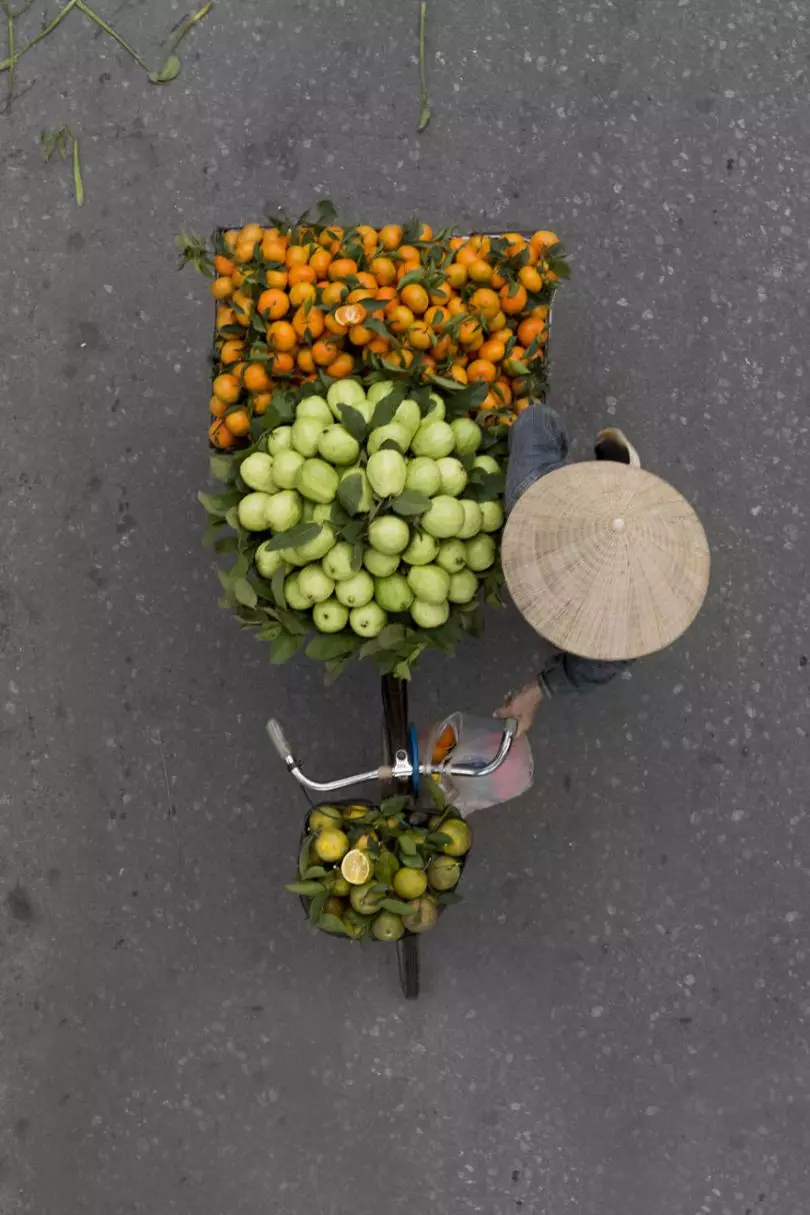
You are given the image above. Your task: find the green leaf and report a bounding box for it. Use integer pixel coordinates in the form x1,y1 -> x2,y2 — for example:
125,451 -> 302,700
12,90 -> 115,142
370,383 -> 407,429
391,490 -> 431,517
148,53 -> 181,84
275,608 -> 308,635
72,137 -> 85,207
469,469 -> 505,501
340,405 -> 367,443
263,522 -> 321,552
341,520 -> 365,543
305,634 -> 358,661
198,490 -> 240,517
209,454 -> 233,483
271,565 -> 287,608
337,473 -> 363,517
397,268 -> 425,288
381,898 -> 416,916
269,632 -> 306,664
380,795 -> 409,816
351,541 -> 364,572
303,866 -> 329,879
438,891 -> 463,905
423,779 -> 446,809
427,832 -> 453,846
400,854 -> 425,869
214,535 -> 239,554
316,199 -> 338,225
286,880 -> 328,896
398,835 -> 417,856
298,833 -> 316,879
233,577 -> 258,608
318,913 -> 348,935
444,381 -> 489,415
308,891 -> 327,923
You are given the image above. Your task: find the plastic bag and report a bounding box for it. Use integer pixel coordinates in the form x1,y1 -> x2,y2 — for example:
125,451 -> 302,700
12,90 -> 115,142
421,712 -> 534,815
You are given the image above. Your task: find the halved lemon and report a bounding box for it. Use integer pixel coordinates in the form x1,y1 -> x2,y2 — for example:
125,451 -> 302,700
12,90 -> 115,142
341,849 -> 372,885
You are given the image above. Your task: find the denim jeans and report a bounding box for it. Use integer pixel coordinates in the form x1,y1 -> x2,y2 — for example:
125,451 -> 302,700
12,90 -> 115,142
505,403 -> 633,697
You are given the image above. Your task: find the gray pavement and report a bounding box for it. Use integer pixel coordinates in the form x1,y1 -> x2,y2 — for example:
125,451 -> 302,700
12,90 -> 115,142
2,0 -> 809,1211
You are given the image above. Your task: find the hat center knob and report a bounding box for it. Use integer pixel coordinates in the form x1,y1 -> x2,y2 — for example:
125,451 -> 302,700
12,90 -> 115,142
611,517 -> 626,533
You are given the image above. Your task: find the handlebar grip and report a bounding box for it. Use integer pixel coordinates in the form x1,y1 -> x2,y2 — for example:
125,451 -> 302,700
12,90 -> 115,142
266,718 -> 292,762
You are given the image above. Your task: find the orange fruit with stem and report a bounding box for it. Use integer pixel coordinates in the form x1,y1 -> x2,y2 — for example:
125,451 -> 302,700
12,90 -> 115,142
517,316 -> 547,347
468,259 -> 492,284
329,258 -> 358,280
223,230 -> 239,252
262,236 -> 288,263
268,321 -> 297,352
386,304 -> 414,333
243,364 -> 272,393
270,351 -> 295,375
220,339 -> 245,366
209,419 -> 237,448
239,223 -> 263,244
457,316 -> 484,347
499,283 -> 528,315
286,245 -> 311,267
329,352 -> 355,378
530,230 -> 559,253
355,271 -> 378,291
312,339 -> 340,366
418,222 -> 433,241
297,348 -> 316,374
454,245 -> 478,267
446,262 -> 467,288
479,338 -> 506,364
214,254 -> 236,276
257,289 -> 289,320
448,362 -> 468,384
211,277 -> 233,300
400,283 -> 429,315
293,306 -> 325,340
322,281 -> 348,308
309,248 -> 333,279
224,408 -> 252,437
380,224 -> 403,250
349,323 -> 374,346
212,374 -> 241,404
469,287 -> 500,317
518,264 -> 543,293
253,392 -> 273,415
371,257 -> 397,285
467,359 -> 497,383
265,268 -> 288,290
235,238 -> 258,264
367,336 -> 391,355
289,281 -> 317,307
210,394 -> 228,418
288,264 -> 316,286
216,306 -> 237,328
407,320 -> 433,350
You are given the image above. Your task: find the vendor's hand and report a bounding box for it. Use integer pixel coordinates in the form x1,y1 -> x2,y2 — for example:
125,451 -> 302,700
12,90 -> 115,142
494,682 -> 543,737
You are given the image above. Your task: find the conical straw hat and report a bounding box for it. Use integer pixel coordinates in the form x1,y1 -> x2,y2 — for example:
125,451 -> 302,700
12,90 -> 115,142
501,463 -> 710,661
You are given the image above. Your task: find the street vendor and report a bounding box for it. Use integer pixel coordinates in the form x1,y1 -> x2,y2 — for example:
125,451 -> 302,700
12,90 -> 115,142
494,403 -> 710,735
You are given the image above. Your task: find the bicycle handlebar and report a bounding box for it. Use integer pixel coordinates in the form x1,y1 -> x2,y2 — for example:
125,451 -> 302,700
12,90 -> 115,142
266,715 -> 518,796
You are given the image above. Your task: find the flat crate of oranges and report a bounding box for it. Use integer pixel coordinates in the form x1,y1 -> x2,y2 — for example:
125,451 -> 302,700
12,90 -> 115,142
184,204 -> 568,680
188,204 -> 567,446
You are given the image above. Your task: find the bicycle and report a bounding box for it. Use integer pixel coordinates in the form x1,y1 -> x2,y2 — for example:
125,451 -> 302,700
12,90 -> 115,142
267,676 -> 517,999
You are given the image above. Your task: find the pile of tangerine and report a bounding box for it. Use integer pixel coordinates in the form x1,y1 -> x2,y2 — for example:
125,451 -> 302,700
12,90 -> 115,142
207,221 -> 564,449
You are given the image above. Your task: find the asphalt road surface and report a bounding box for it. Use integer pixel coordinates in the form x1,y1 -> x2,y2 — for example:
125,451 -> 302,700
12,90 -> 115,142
2,1 -> 809,1212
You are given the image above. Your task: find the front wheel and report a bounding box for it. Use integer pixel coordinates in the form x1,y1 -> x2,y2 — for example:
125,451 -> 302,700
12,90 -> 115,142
380,675 -> 420,1000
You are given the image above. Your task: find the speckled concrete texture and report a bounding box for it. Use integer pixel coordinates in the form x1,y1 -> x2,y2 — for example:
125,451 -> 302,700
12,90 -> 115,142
1,1 -> 809,1212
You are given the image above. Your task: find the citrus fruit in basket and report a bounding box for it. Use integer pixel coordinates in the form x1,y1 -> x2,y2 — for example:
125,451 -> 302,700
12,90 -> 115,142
308,805 -> 343,833
314,829 -> 350,863
438,818 -> 472,857
403,896 -> 440,934
393,868 -> 428,900
371,911 -> 405,942
341,850 -> 372,885
427,855 -> 462,891
350,883 -> 386,915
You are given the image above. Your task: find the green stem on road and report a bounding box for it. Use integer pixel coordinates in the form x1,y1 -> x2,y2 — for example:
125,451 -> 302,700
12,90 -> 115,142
417,1 -> 430,132
0,0 -> 77,73
74,0 -> 150,71
170,1 -> 213,51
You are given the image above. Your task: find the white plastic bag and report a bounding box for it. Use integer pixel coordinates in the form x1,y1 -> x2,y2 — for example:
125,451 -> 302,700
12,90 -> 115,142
421,712 -> 534,815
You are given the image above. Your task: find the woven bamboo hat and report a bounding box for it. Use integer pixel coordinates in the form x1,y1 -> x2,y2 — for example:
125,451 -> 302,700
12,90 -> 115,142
501,463 -> 710,661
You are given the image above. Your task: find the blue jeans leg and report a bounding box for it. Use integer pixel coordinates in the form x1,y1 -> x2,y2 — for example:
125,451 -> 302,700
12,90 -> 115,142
504,403 -> 569,514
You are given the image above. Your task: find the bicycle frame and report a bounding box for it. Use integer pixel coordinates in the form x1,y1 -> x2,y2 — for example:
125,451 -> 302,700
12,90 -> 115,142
266,714 -> 518,795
